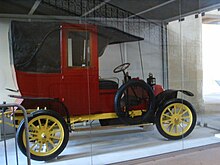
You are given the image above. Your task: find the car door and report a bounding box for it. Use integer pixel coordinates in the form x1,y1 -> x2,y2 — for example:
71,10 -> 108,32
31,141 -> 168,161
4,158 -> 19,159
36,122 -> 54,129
61,24 -> 99,116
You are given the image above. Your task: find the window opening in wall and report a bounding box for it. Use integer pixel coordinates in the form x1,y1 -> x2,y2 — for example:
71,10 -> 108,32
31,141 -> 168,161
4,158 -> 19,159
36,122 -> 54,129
202,10 -> 220,103
202,9 -> 220,130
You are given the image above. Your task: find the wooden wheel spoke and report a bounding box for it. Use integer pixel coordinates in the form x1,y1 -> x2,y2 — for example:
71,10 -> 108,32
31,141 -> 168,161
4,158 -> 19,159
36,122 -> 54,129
169,123 -> 175,132
47,139 -> 56,147
38,119 -> 42,128
176,105 -> 183,114
44,118 -> 49,129
50,129 -> 61,134
50,135 -> 61,140
29,123 -> 38,131
30,142 -> 38,150
29,132 -> 38,136
181,120 -> 190,125
164,122 -> 173,129
162,118 -> 172,123
175,125 -> 180,133
163,113 -> 172,119
29,136 -> 38,141
38,141 -> 43,152
173,105 -> 177,114
167,108 -> 174,115
179,109 -> 188,116
181,116 -> 190,119
45,142 -> 49,152
48,122 -> 57,131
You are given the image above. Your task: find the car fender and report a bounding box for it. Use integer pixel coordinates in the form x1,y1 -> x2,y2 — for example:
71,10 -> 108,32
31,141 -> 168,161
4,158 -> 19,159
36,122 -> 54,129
155,89 -> 194,111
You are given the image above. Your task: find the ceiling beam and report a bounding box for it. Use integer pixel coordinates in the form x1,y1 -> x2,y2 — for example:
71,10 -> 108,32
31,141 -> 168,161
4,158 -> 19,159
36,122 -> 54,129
81,0 -> 111,17
28,0 -> 42,15
128,0 -> 176,19
0,13 -> 161,23
163,3 -> 220,23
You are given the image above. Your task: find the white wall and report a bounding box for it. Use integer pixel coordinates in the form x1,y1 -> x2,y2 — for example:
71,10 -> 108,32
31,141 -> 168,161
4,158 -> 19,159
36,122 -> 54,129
167,15 -> 204,112
99,23 -> 164,86
0,18 -> 19,103
99,44 -> 124,83
202,24 -> 220,95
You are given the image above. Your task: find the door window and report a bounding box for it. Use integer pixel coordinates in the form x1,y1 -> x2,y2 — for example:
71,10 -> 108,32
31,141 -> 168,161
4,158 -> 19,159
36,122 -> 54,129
67,31 -> 90,67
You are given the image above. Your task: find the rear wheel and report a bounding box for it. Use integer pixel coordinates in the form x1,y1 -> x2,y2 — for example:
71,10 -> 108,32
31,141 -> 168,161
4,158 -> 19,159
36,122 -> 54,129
16,110 -> 69,161
155,99 -> 196,140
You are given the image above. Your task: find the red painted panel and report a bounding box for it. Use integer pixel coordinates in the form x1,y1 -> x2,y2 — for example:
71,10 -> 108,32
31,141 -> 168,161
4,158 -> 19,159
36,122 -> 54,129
153,84 -> 164,96
16,71 -> 62,98
99,89 -> 117,113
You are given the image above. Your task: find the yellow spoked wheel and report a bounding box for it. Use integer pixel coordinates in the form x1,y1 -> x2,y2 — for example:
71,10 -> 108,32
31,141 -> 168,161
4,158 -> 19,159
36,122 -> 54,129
16,110 -> 69,161
155,99 -> 196,140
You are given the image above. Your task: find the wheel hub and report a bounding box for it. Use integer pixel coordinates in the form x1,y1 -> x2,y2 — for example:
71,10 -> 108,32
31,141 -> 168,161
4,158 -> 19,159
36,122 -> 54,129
37,128 -> 50,142
41,133 -> 46,139
172,115 -> 181,125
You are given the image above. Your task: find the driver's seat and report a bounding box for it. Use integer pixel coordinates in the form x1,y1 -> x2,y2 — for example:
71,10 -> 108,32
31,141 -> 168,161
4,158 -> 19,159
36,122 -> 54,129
99,79 -> 118,89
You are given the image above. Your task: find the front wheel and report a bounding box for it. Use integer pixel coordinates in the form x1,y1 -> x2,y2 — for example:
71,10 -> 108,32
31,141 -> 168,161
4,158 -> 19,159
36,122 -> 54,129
155,99 -> 196,140
16,110 -> 69,161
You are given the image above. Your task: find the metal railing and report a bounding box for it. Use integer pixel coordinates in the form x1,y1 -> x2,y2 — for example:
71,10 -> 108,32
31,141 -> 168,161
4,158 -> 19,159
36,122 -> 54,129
0,103 -> 31,165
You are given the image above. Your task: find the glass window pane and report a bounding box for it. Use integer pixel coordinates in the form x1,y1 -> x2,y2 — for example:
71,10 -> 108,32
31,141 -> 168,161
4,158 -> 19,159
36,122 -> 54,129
67,31 -> 90,67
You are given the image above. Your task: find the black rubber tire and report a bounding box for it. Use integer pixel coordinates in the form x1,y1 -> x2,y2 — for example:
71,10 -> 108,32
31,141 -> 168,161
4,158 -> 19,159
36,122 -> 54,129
16,110 -> 69,161
155,98 -> 197,140
114,79 -> 155,125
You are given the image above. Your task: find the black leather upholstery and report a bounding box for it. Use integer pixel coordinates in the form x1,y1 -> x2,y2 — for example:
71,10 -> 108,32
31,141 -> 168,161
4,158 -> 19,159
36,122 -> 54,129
99,80 -> 118,89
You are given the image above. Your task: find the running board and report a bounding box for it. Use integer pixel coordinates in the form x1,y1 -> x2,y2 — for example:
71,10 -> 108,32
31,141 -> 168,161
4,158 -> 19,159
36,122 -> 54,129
71,123 -> 154,132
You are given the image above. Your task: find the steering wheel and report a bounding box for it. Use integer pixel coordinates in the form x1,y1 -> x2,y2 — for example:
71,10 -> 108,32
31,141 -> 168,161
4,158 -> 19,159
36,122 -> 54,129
113,63 -> 130,73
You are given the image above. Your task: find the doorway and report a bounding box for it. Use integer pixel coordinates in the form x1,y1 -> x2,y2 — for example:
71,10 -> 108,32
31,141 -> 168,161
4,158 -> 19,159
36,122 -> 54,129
202,9 -> 220,129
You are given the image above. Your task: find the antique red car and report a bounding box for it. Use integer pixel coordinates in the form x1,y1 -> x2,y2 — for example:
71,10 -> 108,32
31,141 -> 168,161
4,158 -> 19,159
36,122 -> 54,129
7,21 -> 196,161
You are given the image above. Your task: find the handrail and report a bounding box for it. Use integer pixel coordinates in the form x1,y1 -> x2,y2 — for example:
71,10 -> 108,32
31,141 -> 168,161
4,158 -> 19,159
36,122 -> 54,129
0,103 -> 31,165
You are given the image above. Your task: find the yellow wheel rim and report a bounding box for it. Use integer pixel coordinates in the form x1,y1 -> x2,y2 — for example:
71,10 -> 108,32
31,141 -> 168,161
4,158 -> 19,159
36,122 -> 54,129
22,115 -> 65,156
160,103 -> 193,137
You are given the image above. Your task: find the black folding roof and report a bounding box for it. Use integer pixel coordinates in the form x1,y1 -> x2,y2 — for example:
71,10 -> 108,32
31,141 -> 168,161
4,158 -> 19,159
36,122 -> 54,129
10,21 -> 143,73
